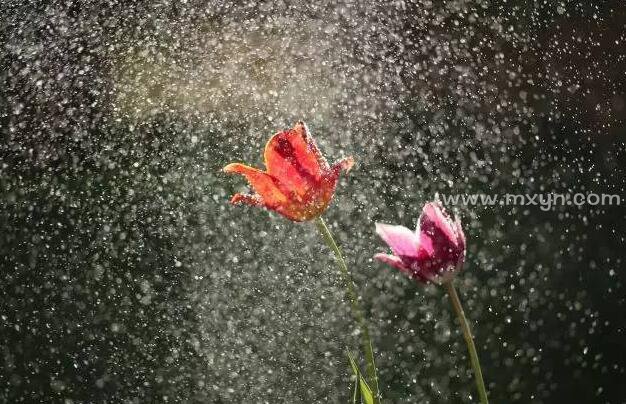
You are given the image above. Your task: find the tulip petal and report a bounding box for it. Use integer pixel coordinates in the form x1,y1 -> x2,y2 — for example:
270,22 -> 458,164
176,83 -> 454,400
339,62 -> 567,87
419,202 -> 459,247
223,163 -> 289,207
229,193 -> 263,206
375,223 -> 421,258
375,253 -> 433,282
374,253 -> 409,272
291,121 -> 327,173
224,122 -> 350,222
264,122 -> 323,197
416,231 -> 435,257
332,156 -> 355,173
454,217 -> 466,251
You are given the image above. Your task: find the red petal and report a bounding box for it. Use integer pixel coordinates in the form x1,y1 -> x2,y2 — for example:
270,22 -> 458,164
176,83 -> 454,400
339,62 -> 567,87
230,193 -> 263,206
331,156 -> 355,176
223,163 -> 290,207
264,122 -> 324,197
230,192 -> 307,221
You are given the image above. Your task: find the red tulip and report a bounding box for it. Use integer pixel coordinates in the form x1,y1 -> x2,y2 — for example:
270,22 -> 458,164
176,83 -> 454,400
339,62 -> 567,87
374,202 -> 466,283
223,122 -> 354,222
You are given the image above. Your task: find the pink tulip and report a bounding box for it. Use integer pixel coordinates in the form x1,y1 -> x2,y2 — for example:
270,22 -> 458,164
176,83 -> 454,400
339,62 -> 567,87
374,202 -> 466,283
375,202 -> 488,403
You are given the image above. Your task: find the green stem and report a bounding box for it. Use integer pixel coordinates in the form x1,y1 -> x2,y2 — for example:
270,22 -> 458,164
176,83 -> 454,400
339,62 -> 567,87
444,280 -> 489,404
314,216 -> 380,403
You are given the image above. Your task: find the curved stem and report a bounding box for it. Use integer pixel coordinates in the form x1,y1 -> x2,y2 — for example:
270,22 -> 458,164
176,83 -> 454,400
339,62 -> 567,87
314,216 -> 380,403
444,280 -> 489,404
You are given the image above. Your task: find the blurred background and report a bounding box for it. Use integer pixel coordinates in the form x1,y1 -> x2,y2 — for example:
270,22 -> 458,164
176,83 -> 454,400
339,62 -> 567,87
1,0 -> 624,402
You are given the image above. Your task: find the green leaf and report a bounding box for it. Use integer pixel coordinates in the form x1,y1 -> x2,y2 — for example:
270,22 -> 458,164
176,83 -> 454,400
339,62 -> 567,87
358,377 -> 374,404
347,351 -> 374,404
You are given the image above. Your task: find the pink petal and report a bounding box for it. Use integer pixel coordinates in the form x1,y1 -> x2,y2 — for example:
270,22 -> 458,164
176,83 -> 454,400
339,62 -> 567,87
419,202 -> 459,247
375,223 -> 421,258
374,253 -> 407,269
416,232 -> 435,258
374,253 -> 413,277
454,217 -> 466,251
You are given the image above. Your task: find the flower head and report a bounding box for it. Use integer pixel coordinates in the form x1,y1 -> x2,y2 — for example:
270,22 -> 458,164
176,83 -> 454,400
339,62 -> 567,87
223,122 -> 354,222
374,202 -> 466,283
